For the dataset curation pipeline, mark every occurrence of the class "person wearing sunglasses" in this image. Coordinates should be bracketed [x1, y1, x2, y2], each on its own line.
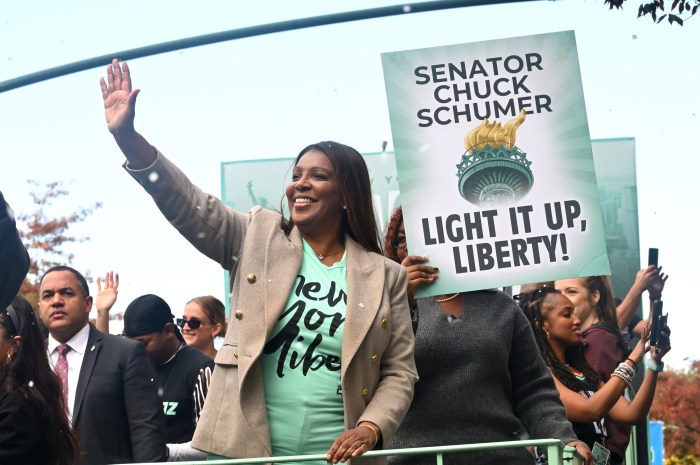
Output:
[124, 294, 215, 462]
[178, 296, 227, 359]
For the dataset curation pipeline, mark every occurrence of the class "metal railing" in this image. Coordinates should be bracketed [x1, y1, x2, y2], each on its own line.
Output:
[127, 439, 585, 465]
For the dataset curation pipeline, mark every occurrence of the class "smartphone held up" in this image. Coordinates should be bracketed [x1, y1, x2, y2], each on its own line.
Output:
[647, 247, 667, 348]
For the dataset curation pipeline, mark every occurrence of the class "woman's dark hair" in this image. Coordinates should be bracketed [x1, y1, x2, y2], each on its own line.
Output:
[187, 295, 227, 337]
[519, 287, 602, 392]
[383, 206, 403, 264]
[1, 296, 81, 464]
[281, 141, 382, 254]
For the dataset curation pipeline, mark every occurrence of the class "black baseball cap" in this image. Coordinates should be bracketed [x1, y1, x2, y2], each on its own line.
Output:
[123, 294, 185, 342]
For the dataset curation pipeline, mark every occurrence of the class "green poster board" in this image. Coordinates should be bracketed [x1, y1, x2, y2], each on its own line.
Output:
[591, 138, 639, 302]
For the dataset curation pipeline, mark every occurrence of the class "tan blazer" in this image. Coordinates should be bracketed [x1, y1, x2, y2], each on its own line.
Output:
[128, 152, 418, 464]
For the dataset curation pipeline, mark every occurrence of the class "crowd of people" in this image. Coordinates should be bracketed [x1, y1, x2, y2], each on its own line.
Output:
[0, 59, 672, 465]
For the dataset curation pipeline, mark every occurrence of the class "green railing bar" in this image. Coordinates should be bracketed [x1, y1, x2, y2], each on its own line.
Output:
[0, 0, 541, 94]
[125, 438, 584, 465]
[436, 451, 444, 465]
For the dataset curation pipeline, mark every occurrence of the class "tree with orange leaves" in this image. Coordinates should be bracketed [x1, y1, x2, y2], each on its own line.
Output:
[16, 180, 101, 305]
[649, 360, 700, 461]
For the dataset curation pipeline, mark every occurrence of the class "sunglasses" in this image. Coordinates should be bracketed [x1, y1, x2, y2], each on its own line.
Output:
[176, 318, 205, 329]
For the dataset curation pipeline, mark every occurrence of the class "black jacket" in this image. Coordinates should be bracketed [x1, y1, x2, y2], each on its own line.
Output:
[0, 191, 30, 310]
[71, 325, 167, 464]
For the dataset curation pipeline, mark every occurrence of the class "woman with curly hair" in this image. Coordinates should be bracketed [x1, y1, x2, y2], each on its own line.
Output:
[0, 296, 80, 465]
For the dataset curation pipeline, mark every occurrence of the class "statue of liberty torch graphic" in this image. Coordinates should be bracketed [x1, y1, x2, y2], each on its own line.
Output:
[456, 109, 534, 208]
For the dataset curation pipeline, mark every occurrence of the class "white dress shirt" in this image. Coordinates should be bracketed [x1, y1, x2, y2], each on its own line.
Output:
[47, 323, 91, 421]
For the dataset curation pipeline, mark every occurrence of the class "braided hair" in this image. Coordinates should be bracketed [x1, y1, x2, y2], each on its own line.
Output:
[519, 286, 602, 392]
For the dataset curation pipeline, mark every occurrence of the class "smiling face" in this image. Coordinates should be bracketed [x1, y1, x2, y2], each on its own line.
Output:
[554, 277, 599, 329]
[285, 149, 344, 237]
[181, 301, 220, 350]
[542, 292, 582, 348]
[39, 270, 92, 343]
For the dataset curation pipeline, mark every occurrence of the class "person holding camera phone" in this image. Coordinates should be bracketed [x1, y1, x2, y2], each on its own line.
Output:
[521, 286, 670, 465]
[554, 269, 667, 464]
[383, 207, 591, 465]
[615, 264, 667, 344]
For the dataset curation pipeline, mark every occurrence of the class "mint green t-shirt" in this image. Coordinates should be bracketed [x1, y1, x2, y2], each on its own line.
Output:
[261, 240, 347, 461]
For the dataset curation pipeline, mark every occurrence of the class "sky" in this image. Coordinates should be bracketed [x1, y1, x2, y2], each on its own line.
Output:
[1, 0, 698, 368]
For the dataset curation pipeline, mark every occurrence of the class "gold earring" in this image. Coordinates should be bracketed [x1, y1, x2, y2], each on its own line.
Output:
[544, 329, 550, 340]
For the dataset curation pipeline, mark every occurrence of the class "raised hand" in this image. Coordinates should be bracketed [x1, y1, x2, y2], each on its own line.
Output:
[96, 271, 120, 314]
[100, 59, 140, 135]
[629, 320, 652, 365]
[651, 320, 671, 362]
[646, 266, 668, 300]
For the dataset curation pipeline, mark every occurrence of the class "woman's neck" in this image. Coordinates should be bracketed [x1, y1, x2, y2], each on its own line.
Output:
[302, 232, 344, 258]
[579, 314, 599, 331]
[202, 343, 217, 360]
[550, 341, 567, 365]
[434, 293, 463, 317]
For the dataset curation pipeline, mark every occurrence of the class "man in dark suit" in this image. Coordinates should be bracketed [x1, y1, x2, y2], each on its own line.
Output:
[39, 265, 167, 465]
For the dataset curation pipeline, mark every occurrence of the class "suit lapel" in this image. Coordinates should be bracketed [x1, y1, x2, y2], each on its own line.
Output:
[238, 224, 302, 455]
[72, 325, 102, 422]
[342, 238, 383, 377]
[263, 225, 303, 339]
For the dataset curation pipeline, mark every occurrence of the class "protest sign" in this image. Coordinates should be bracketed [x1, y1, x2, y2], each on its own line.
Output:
[381, 30, 609, 296]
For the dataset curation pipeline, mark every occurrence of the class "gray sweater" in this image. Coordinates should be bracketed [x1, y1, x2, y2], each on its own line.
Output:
[388, 290, 577, 465]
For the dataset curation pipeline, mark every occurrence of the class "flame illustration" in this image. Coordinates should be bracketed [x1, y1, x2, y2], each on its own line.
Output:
[464, 109, 527, 153]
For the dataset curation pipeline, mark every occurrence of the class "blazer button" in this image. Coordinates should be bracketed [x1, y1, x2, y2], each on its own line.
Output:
[361, 388, 369, 397]
[234, 310, 243, 320]
[233, 351, 239, 358]
[247, 274, 257, 283]
[381, 318, 388, 328]
[371, 354, 378, 364]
